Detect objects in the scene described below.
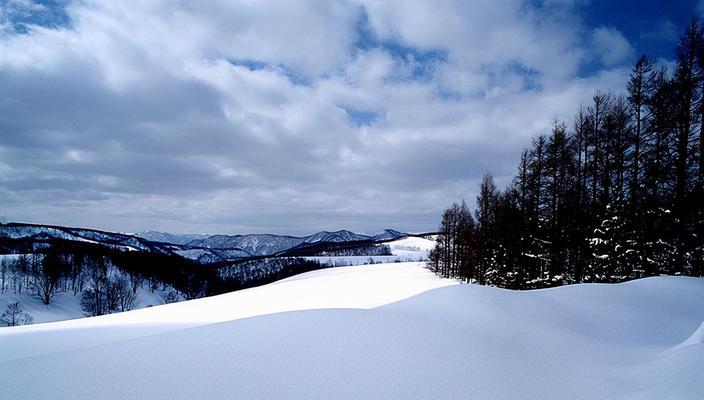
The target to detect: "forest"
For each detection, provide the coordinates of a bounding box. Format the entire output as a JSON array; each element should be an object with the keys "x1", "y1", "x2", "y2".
[{"x1": 428, "y1": 19, "x2": 704, "y2": 288}]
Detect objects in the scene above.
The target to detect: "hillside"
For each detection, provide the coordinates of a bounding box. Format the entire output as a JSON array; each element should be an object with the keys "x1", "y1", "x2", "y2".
[{"x1": 0, "y1": 262, "x2": 701, "y2": 399}]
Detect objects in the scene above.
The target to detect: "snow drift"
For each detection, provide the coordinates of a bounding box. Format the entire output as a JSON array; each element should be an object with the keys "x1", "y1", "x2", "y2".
[{"x1": 0, "y1": 262, "x2": 702, "y2": 400}]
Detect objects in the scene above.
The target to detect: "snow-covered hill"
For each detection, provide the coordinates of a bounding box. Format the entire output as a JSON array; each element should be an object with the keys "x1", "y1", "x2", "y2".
[
  {"x1": 0, "y1": 262, "x2": 701, "y2": 399},
  {"x1": 0, "y1": 262, "x2": 453, "y2": 360},
  {"x1": 388, "y1": 235, "x2": 436, "y2": 260},
  {"x1": 303, "y1": 236, "x2": 437, "y2": 266}
]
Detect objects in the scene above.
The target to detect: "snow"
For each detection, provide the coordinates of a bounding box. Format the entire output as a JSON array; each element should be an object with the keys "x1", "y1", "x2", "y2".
[
  {"x1": 0, "y1": 286, "x2": 176, "y2": 325},
  {"x1": 303, "y1": 236, "x2": 436, "y2": 265},
  {"x1": 0, "y1": 262, "x2": 454, "y2": 361},
  {"x1": 677, "y1": 320, "x2": 704, "y2": 348},
  {"x1": 0, "y1": 254, "x2": 177, "y2": 325},
  {"x1": 72, "y1": 236, "x2": 100, "y2": 245},
  {"x1": 304, "y1": 255, "x2": 406, "y2": 265},
  {"x1": 0, "y1": 262, "x2": 702, "y2": 400},
  {"x1": 387, "y1": 235, "x2": 435, "y2": 260},
  {"x1": 0, "y1": 291, "x2": 83, "y2": 324}
]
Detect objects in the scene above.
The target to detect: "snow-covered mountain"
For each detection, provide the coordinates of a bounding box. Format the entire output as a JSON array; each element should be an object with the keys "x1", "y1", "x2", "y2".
[
  {"x1": 137, "y1": 228, "x2": 408, "y2": 260},
  {"x1": 134, "y1": 231, "x2": 210, "y2": 245},
  {"x1": 1, "y1": 223, "x2": 410, "y2": 264},
  {"x1": 184, "y1": 233, "x2": 305, "y2": 256},
  {"x1": 372, "y1": 229, "x2": 406, "y2": 241},
  {"x1": 1, "y1": 262, "x2": 702, "y2": 399},
  {"x1": 179, "y1": 229, "x2": 395, "y2": 254},
  {"x1": 0, "y1": 223, "x2": 159, "y2": 253},
  {"x1": 302, "y1": 230, "x2": 371, "y2": 244}
]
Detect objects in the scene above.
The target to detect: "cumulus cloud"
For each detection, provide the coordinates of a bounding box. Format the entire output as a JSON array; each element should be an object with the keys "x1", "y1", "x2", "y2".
[
  {"x1": 0, "y1": 0, "x2": 634, "y2": 234},
  {"x1": 591, "y1": 26, "x2": 635, "y2": 66}
]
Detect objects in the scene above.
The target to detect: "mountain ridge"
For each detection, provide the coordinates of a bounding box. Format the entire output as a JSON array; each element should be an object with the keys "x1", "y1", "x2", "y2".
[{"x1": 0, "y1": 222, "x2": 410, "y2": 264}]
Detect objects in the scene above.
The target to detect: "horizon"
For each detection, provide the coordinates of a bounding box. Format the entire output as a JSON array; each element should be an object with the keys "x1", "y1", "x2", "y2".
[{"x1": 0, "y1": 218, "x2": 432, "y2": 237}]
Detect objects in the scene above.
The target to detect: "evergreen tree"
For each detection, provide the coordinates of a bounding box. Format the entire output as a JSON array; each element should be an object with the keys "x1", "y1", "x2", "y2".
[
  {"x1": 429, "y1": 18, "x2": 704, "y2": 288},
  {"x1": 476, "y1": 174, "x2": 498, "y2": 285}
]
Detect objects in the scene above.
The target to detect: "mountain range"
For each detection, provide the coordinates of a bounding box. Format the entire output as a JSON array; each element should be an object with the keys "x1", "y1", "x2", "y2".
[{"x1": 0, "y1": 223, "x2": 408, "y2": 264}]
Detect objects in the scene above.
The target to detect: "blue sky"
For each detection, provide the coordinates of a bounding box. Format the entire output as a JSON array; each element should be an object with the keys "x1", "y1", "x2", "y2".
[
  {"x1": 582, "y1": 0, "x2": 696, "y2": 56},
  {"x1": 0, "y1": 0, "x2": 701, "y2": 234},
  {"x1": 1, "y1": 0, "x2": 71, "y2": 32},
  {"x1": 6, "y1": 0, "x2": 695, "y2": 78}
]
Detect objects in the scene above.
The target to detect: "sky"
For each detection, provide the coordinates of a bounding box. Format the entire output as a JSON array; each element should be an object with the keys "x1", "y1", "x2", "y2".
[{"x1": 0, "y1": 0, "x2": 701, "y2": 235}]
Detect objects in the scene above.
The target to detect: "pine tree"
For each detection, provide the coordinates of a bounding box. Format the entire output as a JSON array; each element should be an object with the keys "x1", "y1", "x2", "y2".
[
  {"x1": 430, "y1": 18, "x2": 704, "y2": 288},
  {"x1": 476, "y1": 174, "x2": 498, "y2": 285}
]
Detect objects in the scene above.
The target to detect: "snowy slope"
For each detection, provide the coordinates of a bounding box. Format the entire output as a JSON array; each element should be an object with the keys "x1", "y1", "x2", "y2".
[
  {"x1": 0, "y1": 262, "x2": 454, "y2": 361},
  {"x1": 0, "y1": 288, "x2": 176, "y2": 325},
  {"x1": 0, "y1": 254, "x2": 180, "y2": 324},
  {"x1": 303, "y1": 236, "x2": 437, "y2": 265},
  {"x1": 304, "y1": 255, "x2": 406, "y2": 266},
  {"x1": 0, "y1": 263, "x2": 702, "y2": 400},
  {"x1": 387, "y1": 235, "x2": 436, "y2": 260}
]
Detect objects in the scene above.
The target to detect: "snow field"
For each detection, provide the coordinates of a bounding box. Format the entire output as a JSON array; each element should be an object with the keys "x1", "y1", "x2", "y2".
[
  {"x1": 0, "y1": 262, "x2": 702, "y2": 400},
  {"x1": 0, "y1": 262, "x2": 456, "y2": 361}
]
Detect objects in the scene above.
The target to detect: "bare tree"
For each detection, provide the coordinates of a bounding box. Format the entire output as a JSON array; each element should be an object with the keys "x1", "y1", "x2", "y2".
[
  {"x1": 34, "y1": 253, "x2": 63, "y2": 305},
  {"x1": 0, "y1": 258, "x2": 8, "y2": 294},
  {"x1": 114, "y1": 273, "x2": 138, "y2": 312},
  {"x1": 160, "y1": 290, "x2": 180, "y2": 304},
  {"x1": 1, "y1": 302, "x2": 33, "y2": 326},
  {"x1": 129, "y1": 272, "x2": 145, "y2": 295},
  {"x1": 80, "y1": 256, "x2": 108, "y2": 316}
]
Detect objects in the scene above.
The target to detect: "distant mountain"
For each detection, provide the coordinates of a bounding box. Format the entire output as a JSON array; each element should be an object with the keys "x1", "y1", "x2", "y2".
[
  {"x1": 1, "y1": 223, "x2": 409, "y2": 264},
  {"x1": 0, "y1": 223, "x2": 161, "y2": 254},
  {"x1": 303, "y1": 230, "x2": 370, "y2": 244},
  {"x1": 372, "y1": 229, "x2": 405, "y2": 241},
  {"x1": 135, "y1": 231, "x2": 210, "y2": 245},
  {"x1": 184, "y1": 234, "x2": 304, "y2": 256},
  {"x1": 173, "y1": 229, "x2": 405, "y2": 257}
]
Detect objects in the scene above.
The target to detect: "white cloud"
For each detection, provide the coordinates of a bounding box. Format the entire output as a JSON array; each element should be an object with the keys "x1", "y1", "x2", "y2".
[
  {"x1": 361, "y1": 0, "x2": 586, "y2": 83},
  {"x1": 591, "y1": 26, "x2": 634, "y2": 66},
  {"x1": 0, "y1": 0, "x2": 637, "y2": 234}
]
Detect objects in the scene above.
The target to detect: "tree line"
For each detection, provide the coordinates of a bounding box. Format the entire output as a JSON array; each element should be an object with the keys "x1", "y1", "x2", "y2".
[
  {"x1": 0, "y1": 252, "x2": 169, "y2": 317},
  {"x1": 0, "y1": 239, "x2": 324, "y2": 322},
  {"x1": 429, "y1": 19, "x2": 704, "y2": 288}
]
